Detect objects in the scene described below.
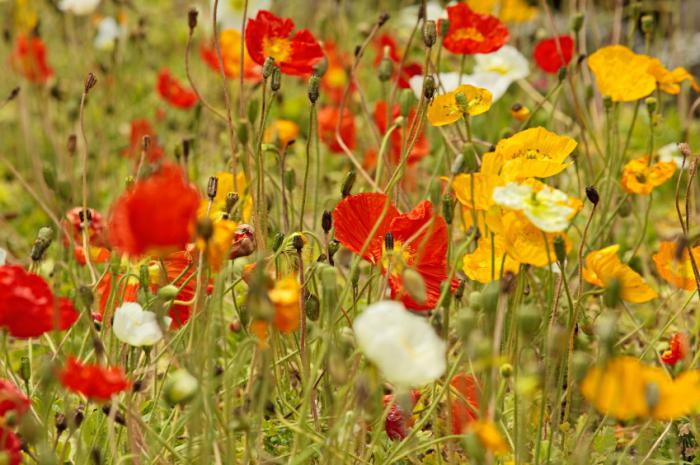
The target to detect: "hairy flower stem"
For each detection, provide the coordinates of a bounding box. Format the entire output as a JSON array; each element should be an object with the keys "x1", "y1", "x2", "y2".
[{"x1": 299, "y1": 104, "x2": 316, "y2": 232}]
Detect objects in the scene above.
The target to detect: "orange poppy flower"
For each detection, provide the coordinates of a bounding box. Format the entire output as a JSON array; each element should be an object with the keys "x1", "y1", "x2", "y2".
[
  {"x1": 661, "y1": 333, "x2": 689, "y2": 366},
  {"x1": 59, "y1": 357, "x2": 129, "y2": 402},
  {"x1": 333, "y1": 193, "x2": 453, "y2": 310},
  {"x1": 264, "y1": 119, "x2": 300, "y2": 148},
  {"x1": 450, "y1": 373, "x2": 480, "y2": 434},
  {"x1": 268, "y1": 276, "x2": 301, "y2": 333},
  {"x1": 621, "y1": 156, "x2": 675, "y2": 195},
  {"x1": 63, "y1": 207, "x2": 107, "y2": 247},
  {"x1": 583, "y1": 245, "x2": 657, "y2": 303},
  {"x1": 10, "y1": 33, "x2": 53, "y2": 83},
  {"x1": 95, "y1": 272, "x2": 139, "y2": 322},
  {"x1": 374, "y1": 101, "x2": 429, "y2": 165},
  {"x1": 321, "y1": 41, "x2": 351, "y2": 101},
  {"x1": 373, "y1": 34, "x2": 423, "y2": 89},
  {"x1": 653, "y1": 240, "x2": 700, "y2": 291},
  {"x1": 317, "y1": 106, "x2": 356, "y2": 153},
  {"x1": 156, "y1": 68, "x2": 198, "y2": 110},
  {"x1": 646, "y1": 58, "x2": 700, "y2": 95},
  {"x1": 122, "y1": 119, "x2": 165, "y2": 163},
  {"x1": 201, "y1": 29, "x2": 262, "y2": 81},
  {"x1": 108, "y1": 163, "x2": 202, "y2": 257},
  {"x1": 245, "y1": 10, "x2": 323, "y2": 76},
  {"x1": 441, "y1": 3, "x2": 509, "y2": 55}
]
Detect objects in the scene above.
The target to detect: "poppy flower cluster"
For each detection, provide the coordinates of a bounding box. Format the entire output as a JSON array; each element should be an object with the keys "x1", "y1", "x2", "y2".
[
  {"x1": 0, "y1": 265, "x2": 78, "y2": 338},
  {"x1": 333, "y1": 194, "x2": 452, "y2": 310},
  {"x1": 109, "y1": 163, "x2": 202, "y2": 257},
  {"x1": 245, "y1": 10, "x2": 323, "y2": 76}
]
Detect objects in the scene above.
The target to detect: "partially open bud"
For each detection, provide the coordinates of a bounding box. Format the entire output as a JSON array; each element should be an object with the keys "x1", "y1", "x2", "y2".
[
  {"x1": 308, "y1": 74, "x2": 321, "y2": 104},
  {"x1": 402, "y1": 267, "x2": 427, "y2": 305},
  {"x1": 341, "y1": 170, "x2": 356, "y2": 197},
  {"x1": 262, "y1": 57, "x2": 275, "y2": 79},
  {"x1": 585, "y1": 185, "x2": 599, "y2": 205},
  {"x1": 423, "y1": 20, "x2": 437, "y2": 48},
  {"x1": 510, "y1": 103, "x2": 530, "y2": 122},
  {"x1": 164, "y1": 369, "x2": 199, "y2": 406},
  {"x1": 292, "y1": 233, "x2": 305, "y2": 252}
]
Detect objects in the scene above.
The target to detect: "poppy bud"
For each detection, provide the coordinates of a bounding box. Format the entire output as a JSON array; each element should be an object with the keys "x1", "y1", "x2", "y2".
[
  {"x1": 402, "y1": 268, "x2": 427, "y2": 305},
  {"x1": 422, "y1": 75, "x2": 436, "y2": 100},
  {"x1": 55, "y1": 413, "x2": 67, "y2": 435},
  {"x1": 308, "y1": 74, "x2": 321, "y2": 103},
  {"x1": 553, "y1": 236, "x2": 567, "y2": 263},
  {"x1": 351, "y1": 266, "x2": 360, "y2": 287},
  {"x1": 322, "y1": 210, "x2": 332, "y2": 233},
  {"x1": 585, "y1": 185, "x2": 599, "y2": 205},
  {"x1": 72, "y1": 405, "x2": 85, "y2": 428},
  {"x1": 468, "y1": 291, "x2": 483, "y2": 310},
  {"x1": 423, "y1": 20, "x2": 437, "y2": 47},
  {"x1": 207, "y1": 176, "x2": 218, "y2": 200},
  {"x1": 91, "y1": 448, "x2": 102, "y2": 465},
  {"x1": 271, "y1": 67, "x2": 282, "y2": 91},
  {"x1": 602, "y1": 95, "x2": 613, "y2": 110},
  {"x1": 384, "y1": 232, "x2": 394, "y2": 252},
  {"x1": 327, "y1": 239, "x2": 340, "y2": 263},
  {"x1": 225, "y1": 192, "x2": 239, "y2": 213},
  {"x1": 618, "y1": 199, "x2": 632, "y2": 217},
  {"x1": 164, "y1": 369, "x2": 199, "y2": 406},
  {"x1": 557, "y1": 66, "x2": 567, "y2": 82},
  {"x1": 341, "y1": 170, "x2": 356, "y2": 197},
  {"x1": 304, "y1": 292, "x2": 320, "y2": 321},
  {"x1": 6, "y1": 87, "x2": 20, "y2": 102},
  {"x1": 292, "y1": 233, "x2": 304, "y2": 252},
  {"x1": 285, "y1": 169, "x2": 296, "y2": 191},
  {"x1": 442, "y1": 194, "x2": 455, "y2": 225},
  {"x1": 641, "y1": 14, "x2": 654, "y2": 35},
  {"x1": 19, "y1": 356, "x2": 30, "y2": 384},
  {"x1": 31, "y1": 226, "x2": 54, "y2": 262},
  {"x1": 481, "y1": 282, "x2": 499, "y2": 314},
  {"x1": 84, "y1": 72, "x2": 97, "y2": 93},
  {"x1": 500, "y1": 363, "x2": 513, "y2": 378},
  {"x1": 518, "y1": 305, "x2": 541, "y2": 334},
  {"x1": 570, "y1": 12, "x2": 584, "y2": 33},
  {"x1": 188, "y1": 8, "x2": 198, "y2": 31},
  {"x1": 678, "y1": 142, "x2": 692, "y2": 159},
  {"x1": 456, "y1": 307, "x2": 476, "y2": 340},
  {"x1": 262, "y1": 57, "x2": 275, "y2": 79},
  {"x1": 398, "y1": 89, "x2": 416, "y2": 117},
  {"x1": 439, "y1": 18, "x2": 450, "y2": 38},
  {"x1": 379, "y1": 56, "x2": 393, "y2": 82},
  {"x1": 313, "y1": 56, "x2": 328, "y2": 77},
  {"x1": 645, "y1": 96, "x2": 657, "y2": 115},
  {"x1": 510, "y1": 103, "x2": 530, "y2": 122},
  {"x1": 237, "y1": 120, "x2": 249, "y2": 145},
  {"x1": 272, "y1": 232, "x2": 285, "y2": 252},
  {"x1": 197, "y1": 218, "x2": 214, "y2": 242},
  {"x1": 378, "y1": 12, "x2": 390, "y2": 26},
  {"x1": 454, "y1": 278, "x2": 465, "y2": 302},
  {"x1": 157, "y1": 284, "x2": 179, "y2": 300}
]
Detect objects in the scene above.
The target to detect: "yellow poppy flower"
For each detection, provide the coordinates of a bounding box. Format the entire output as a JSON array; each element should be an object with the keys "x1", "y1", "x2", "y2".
[
  {"x1": 463, "y1": 234, "x2": 520, "y2": 283},
  {"x1": 427, "y1": 84, "x2": 492, "y2": 127},
  {"x1": 485, "y1": 127, "x2": 576, "y2": 180},
  {"x1": 646, "y1": 58, "x2": 700, "y2": 95},
  {"x1": 200, "y1": 171, "x2": 253, "y2": 222},
  {"x1": 196, "y1": 218, "x2": 238, "y2": 272},
  {"x1": 620, "y1": 156, "x2": 676, "y2": 195},
  {"x1": 468, "y1": 420, "x2": 510, "y2": 455},
  {"x1": 653, "y1": 241, "x2": 700, "y2": 291},
  {"x1": 492, "y1": 181, "x2": 576, "y2": 232},
  {"x1": 500, "y1": 211, "x2": 571, "y2": 267},
  {"x1": 588, "y1": 45, "x2": 656, "y2": 102},
  {"x1": 264, "y1": 119, "x2": 300, "y2": 146},
  {"x1": 581, "y1": 356, "x2": 700, "y2": 421},
  {"x1": 268, "y1": 276, "x2": 301, "y2": 333},
  {"x1": 582, "y1": 245, "x2": 657, "y2": 303},
  {"x1": 452, "y1": 173, "x2": 505, "y2": 212},
  {"x1": 468, "y1": 0, "x2": 537, "y2": 23}
]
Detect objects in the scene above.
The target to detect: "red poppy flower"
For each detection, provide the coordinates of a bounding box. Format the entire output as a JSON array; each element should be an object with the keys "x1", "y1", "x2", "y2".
[
  {"x1": 201, "y1": 29, "x2": 262, "y2": 81},
  {"x1": 95, "y1": 272, "x2": 139, "y2": 322},
  {"x1": 156, "y1": 69, "x2": 198, "y2": 109},
  {"x1": 321, "y1": 41, "x2": 351, "y2": 102},
  {"x1": 0, "y1": 380, "x2": 30, "y2": 420},
  {"x1": 0, "y1": 428, "x2": 21, "y2": 465},
  {"x1": 333, "y1": 193, "x2": 452, "y2": 310},
  {"x1": 449, "y1": 373, "x2": 480, "y2": 434},
  {"x1": 661, "y1": 333, "x2": 689, "y2": 366},
  {"x1": 374, "y1": 101, "x2": 429, "y2": 165},
  {"x1": 122, "y1": 119, "x2": 165, "y2": 163},
  {"x1": 59, "y1": 357, "x2": 129, "y2": 402},
  {"x1": 317, "y1": 106, "x2": 356, "y2": 153},
  {"x1": 533, "y1": 35, "x2": 575, "y2": 75},
  {"x1": 245, "y1": 10, "x2": 324, "y2": 76},
  {"x1": 10, "y1": 33, "x2": 53, "y2": 83},
  {"x1": 108, "y1": 163, "x2": 201, "y2": 257},
  {"x1": 0, "y1": 265, "x2": 78, "y2": 338},
  {"x1": 63, "y1": 207, "x2": 106, "y2": 247},
  {"x1": 441, "y1": 3, "x2": 509, "y2": 55},
  {"x1": 374, "y1": 34, "x2": 423, "y2": 89},
  {"x1": 383, "y1": 390, "x2": 420, "y2": 440}
]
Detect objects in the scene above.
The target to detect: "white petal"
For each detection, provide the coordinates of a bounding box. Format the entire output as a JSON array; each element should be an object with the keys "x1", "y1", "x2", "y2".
[{"x1": 492, "y1": 183, "x2": 532, "y2": 209}]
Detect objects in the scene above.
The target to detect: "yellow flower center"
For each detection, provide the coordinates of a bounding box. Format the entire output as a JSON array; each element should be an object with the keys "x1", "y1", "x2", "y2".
[
  {"x1": 381, "y1": 240, "x2": 414, "y2": 276},
  {"x1": 452, "y1": 27, "x2": 485, "y2": 42},
  {"x1": 326, "y1": 67, "x2": 347, "y2": 88},
  {"x1": 485, "y1": 64, "x2": 511, "y2": 75},
  {"x1": 262, "y1": 36, "x2": 292, "y2": 63},
  {"x1": 517, "y1": 149, "x2": 551, "y2": 160}
]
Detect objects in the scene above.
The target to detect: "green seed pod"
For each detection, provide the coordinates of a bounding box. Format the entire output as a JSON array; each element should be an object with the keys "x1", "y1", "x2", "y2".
[
  {"x1": 422, "y1": 20, "x2": 437, "y2": 47},
  {"x1": 641, "y1": 14, "x2": 654, "y2": 35},
  {"x1": 248, "y1": 99, "x2": 259, "y2": 124},
  {"x1": 468, "y1": 291, "x2": 483, "y2": 310},
  {"x1": 157, "y1": 284, "x2": 179, "y2": 300},
  {"x1": 398, "y1": 88, "x2": 416, "y2": 117},
  {"x1": 618, "y1": 199, "x2": 632, "y2": 217},
  {"x1": 270, "y1": 67, "x2": 282, "y2": 91},
  {"x1": 304, "y1": 292, "x2": 320, "y2": 321},
  {"x1": 42, "y1": 166, "x2": 57, "y2": 190},
  {"x1": 341, "y1": 170, "x2": 356, "y2": 197},
  {"x1": 553, "y1": 236, "x2": 567, "y2": 263},
  {"x1": 262, "y1": 56, "x2": 276, "y2": 79},
  {"x1": 442, "y1": 195, "x2": 455, "y2": 225},
  {"x1": 481, "y1": 281, "x2": 500, "y2": 314},
  {"x1": 351, "y1": 266, "x2": 360, "y2": 287},
  {"x1": 423, "y1": 75, "x2": 436, "y2": 100},
  {"x1": 79, "y1": 285, "x2": 94, "y2": 308},
  {"x1": 237, "y1": 119, "x2": 249, "y2": 145},
  {"x1": 645, "y1": 96, "x2": 657, "y2": 115},
  {"x1": 402, "y1": 267, "x2": 427, "y2": 305},
  {"x1": 602, "y1": 95, "x2": 613, "y2": 111},
  {"x1": 500, "y1": 363, "x2": 513, "y2": 378},
  {"x1": 308, "y1": 74, "x2": 321, "y2": 104},
  {"x1": 378, "y1": 57, "x2": 393, "y2": 82},
  {"x1": 456, "y1": 307, "x2": 477, "y2": 341},
  {"x1": 557, "y1": 66, "x2": 567, "y2": 82},
  {"x1": 164, "y1": 369, "x2": 199, "y2": 406}
]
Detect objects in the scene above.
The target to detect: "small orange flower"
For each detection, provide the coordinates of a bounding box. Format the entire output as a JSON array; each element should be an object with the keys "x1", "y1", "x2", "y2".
[
  {"x1": 156, "y1": 69, "x2": 198, "y2": 109},
  {"x1": 647, "y1": 58, "x2": 700, "y2": 95},
  {"x1": 661, "y1": 333, "x2": 689, "y2": 366},
  {"x1": 264, "y1": 120, "x2": 300, "y2": 148},
  {"x1": 583, "y1": 245, "x2": 657, "y2": 303},
  {"x1": 268, "y1": 276, "x2": 301, "y2": 333},
  {"x1": 201, "y1": 29, "x2": 261, "y2": 81},
  {"x1": 621, "y1": 156, "x2": 676, "y2": 195},
  {"x1": 653, "y1": 240, "x2": 700, "y2": 291}
]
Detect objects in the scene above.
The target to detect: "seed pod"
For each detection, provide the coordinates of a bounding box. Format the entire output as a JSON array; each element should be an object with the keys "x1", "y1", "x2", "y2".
[
  {"x1": 517, "y1": 305, "x2": 541, "y2": 334},
  {"x1": 645, "y1": 96, "x2": 657, "y2": 115},
  {"x1": 164, "y1": 369, "x2": 199, "y2": 406},
  {"x1": 442, "y1": 195, "x2": 455, "y2": 225},
  {"x1": 422, "y1": 75, "x2": 436, "y2": 100},
  {"x1": 322, "y1": 210, "x2": 332, "y2": 234},
  {"x1": 31, "y1": 226, "x2": 54, "y2": 262},
  {"x1": 285, "y1": 169, "x2": 296, "y2": 192},
  {"x1": 500, "y1": 363, "x2": 513, "y2": 378},
  {"x1": 481, "y1": 282, "x2": 499, "y2": 314},
  {"x1": 422, "y1": 20, "x2": 437, "y2": 47},
  {"x1": 270, "y1": 67, "x2": 282, "y2": 91},
  {"x1": 468, "y1": 291, "x2": 483, "y2": 310},
  {"x1": 585, "y1": 185, "x2": 599, "y2": 205},
  {"x1": 553, "y1": 236, "x2": 567, "y2": 263},
  {"x1": 188, "y1": 8, "x2": 198, "y2": 30},
  {"x1": 262, "y1": 57, "x2": 275, "y2": 79},
  {"x1": 378, "y1": 56, "x2": 393, "y2": 82},
  {"x1": 641, "y1": 14, "x2": 654, "y2": 34},
  {"x1": 398, "y1": 89, "x2": 416, "y2": 117},
  {"x1": 237, "y1": 120, "x2": 249, "y2": 145},
  {"x1": 207, "y1": 176, "x2": 218, "y2": 200},
  {"x1": 308, "y1": 74, "x2": 321, "y2": 103},
  {"x1": 157, "y1": 284, "x2": 179, "y2": 300},
  {"x1": 196, "y1": 218, "x2": 214, "y2": 241},
  {"x1": 304, "y1": 292, "x2": 320, "y2": 321},
  {"x1": 341, "y1": 170, "x2": 356, "y2": 197}
]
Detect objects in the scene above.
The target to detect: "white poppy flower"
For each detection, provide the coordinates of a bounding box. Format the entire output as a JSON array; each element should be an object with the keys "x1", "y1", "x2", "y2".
[
  {"x1": 113, "y1": 302, "x2": 171, "y2": 347},
  {"x1": 211, "y1": 0, "x2": 271, "y2": 30},
  {"x1": 94, "y1": 17, "x2": 123, "y2": 51},
  {"x1": 474, "y1": 45, "x2": 529, "y2": 81},
  {"x1": 59, "y1": 0, "x2": 100, "y2": 15},
  {"x1": 399, "y1": 1, "x2": 449, "y2": 27},
  {"x1": 658, "y1": 142, "x2": 687, "y2": 170},
  {"x1": 410, "y1": 71, "x2": 513, "y2": 101},
  {"x1": 353, "y1": 300, "x2": 446, "y2": 388},
  {"x1": 493, "y1": 182, "x2": 574, "y2": 232}
]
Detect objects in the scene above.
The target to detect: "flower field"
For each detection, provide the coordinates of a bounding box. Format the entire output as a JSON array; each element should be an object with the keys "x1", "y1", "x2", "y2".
[{"x1": 1, "y1": 0, "x2": 700, "y2": 463}]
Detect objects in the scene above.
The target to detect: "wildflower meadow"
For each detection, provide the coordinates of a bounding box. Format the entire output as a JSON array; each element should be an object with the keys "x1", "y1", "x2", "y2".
[{"x1": 2, "y1": 0, "x2": 700, "y2": 463}]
